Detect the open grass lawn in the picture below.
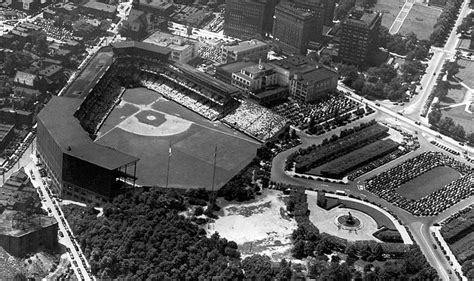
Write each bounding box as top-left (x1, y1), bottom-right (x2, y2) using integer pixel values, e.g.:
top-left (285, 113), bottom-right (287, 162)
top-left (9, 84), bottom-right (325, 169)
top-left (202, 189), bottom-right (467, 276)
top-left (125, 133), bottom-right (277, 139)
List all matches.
top-left (396, 166), bottom-right (460, 200)
top-left (439, 81), bottom-right (467, 105)
top-left (441, 105), bottom-right (474, 135)
top-left (399, 4), bottom-right (441, 40)
top-left (374, 0), bottom-right (404, 28)
top-left (457, 59), bottom-right (474, 89)
top-left (339, 200), bottom-right (396, 230)
top-left (95, 88), bottom-right (259, 190)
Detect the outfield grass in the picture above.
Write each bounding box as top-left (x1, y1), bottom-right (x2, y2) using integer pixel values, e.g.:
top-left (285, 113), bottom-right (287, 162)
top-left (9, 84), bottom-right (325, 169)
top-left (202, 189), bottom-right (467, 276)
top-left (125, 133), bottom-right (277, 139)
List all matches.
top-left (457, 59), bottom-right (474, 89)
top-left (441, 105), bottom-right (474, 135)
top-left (339, 200), bottom-right (396, 230)
top-left (374, 0), bottom-right (404, 28)
top-left (396, 166), bottom-right (460, 200)
top-left (399, 4), bottom-right (441, 40)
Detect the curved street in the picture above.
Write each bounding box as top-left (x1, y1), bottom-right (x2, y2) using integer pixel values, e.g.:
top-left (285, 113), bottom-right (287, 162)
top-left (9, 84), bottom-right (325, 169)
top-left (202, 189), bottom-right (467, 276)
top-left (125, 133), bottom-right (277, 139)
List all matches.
top-left (271, 105), bottom-right (472, 280)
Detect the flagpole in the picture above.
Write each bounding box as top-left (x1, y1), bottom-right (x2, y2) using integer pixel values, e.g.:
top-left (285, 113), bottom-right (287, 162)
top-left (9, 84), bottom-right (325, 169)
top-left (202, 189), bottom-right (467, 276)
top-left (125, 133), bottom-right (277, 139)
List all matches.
top-left (166, 141), bottom-right (171, 188)
top-left (210, 144), bottom-right (217, 206)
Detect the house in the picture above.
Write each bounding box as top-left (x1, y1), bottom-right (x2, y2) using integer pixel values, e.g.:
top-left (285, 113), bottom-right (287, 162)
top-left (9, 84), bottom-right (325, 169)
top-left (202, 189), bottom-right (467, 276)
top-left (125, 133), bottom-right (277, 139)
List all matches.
top-left (14, 71), bottom-right (39, 89)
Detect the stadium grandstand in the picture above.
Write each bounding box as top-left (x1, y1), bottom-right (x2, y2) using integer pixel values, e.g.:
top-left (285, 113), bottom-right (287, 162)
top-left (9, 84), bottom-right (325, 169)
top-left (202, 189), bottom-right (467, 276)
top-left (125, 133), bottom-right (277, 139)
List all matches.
top-left (37, 41), bottom-right (287, 204)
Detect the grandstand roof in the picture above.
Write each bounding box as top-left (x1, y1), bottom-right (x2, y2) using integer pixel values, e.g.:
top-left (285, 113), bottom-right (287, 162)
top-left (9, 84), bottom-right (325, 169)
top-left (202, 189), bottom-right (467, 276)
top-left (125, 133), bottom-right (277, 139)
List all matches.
top-left (37, 96), bottom-right (139, 171)
top-left (174, 62), bottom-right (240, 97)
top-left (111, 41), bottom-right (171, 56)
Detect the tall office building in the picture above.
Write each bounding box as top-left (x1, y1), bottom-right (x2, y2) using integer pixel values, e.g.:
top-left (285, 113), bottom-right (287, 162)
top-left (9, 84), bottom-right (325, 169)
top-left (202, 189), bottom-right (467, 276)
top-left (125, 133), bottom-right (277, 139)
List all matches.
top-left (223, 0), bottom-right (279, 39)
top-left (291, 0), bottom-right (335, 26)
top-left (272, 1), bottom-right (324, 55)
top-left (339, 9), bottom-right (382, 66)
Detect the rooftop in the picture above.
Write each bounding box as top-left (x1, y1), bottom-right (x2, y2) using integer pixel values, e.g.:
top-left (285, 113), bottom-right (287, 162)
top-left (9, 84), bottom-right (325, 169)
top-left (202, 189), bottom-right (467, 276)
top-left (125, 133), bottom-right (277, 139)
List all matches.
top-left (223, 39), bottom-right (268, 53)
top-left (0, 210), bottom-right (57, 237)
top-left (0, 124), bottom-right (14, 141)
top-left (138, 0), bottom-right (173, 10)
top-left (38, 65), bottom-right (63, 77)
top-left (82, 1), bottom-right (117, 14)
top-left (216, 61), bottom-right (256, 74)
top-left (144, 31), bottom-right (195, 52)
top-left (37, 96), bottom-right (139, 171)
top-left (111, 41), bottom-right (172, 56)
top-left (14, 71), bottom-right (37, 87)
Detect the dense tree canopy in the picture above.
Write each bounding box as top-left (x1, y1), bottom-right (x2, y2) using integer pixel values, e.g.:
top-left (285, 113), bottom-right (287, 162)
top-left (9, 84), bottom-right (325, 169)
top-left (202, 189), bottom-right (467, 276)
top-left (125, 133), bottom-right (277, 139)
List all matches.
top-left (64, 189), bottom-right (243, 279)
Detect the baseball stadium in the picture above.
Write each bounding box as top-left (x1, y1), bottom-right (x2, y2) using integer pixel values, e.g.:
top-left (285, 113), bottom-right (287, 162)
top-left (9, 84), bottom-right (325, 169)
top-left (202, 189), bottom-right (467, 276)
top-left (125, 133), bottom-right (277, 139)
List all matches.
top-left (36, 41), bottom-right (287, 204)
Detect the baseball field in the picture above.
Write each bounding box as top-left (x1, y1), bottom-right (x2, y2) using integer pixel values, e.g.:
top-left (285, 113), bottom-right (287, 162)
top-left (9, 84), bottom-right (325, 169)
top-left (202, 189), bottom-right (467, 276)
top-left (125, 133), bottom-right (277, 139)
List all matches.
top-left (95, 88), bottom-right (260, 190)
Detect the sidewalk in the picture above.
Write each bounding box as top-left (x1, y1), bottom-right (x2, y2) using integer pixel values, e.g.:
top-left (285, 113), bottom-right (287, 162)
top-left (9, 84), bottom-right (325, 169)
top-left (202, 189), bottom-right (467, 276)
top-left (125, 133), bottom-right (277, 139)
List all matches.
top-left (431, 226), bottom-right (467, 281)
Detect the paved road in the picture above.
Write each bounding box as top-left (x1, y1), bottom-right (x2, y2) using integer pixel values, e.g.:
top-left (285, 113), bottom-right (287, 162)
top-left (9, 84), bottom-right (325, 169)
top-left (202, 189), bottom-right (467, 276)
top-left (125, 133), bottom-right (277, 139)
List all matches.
top-left (27, 158), bottom-right (94, 281)
top-left (271, 96), bottom-right (472, 280)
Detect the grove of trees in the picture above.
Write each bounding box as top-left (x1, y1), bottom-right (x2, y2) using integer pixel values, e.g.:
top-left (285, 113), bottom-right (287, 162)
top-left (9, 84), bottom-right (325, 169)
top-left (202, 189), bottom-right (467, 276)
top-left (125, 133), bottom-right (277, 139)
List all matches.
top-left (430, 0), bottom-right (464, 46)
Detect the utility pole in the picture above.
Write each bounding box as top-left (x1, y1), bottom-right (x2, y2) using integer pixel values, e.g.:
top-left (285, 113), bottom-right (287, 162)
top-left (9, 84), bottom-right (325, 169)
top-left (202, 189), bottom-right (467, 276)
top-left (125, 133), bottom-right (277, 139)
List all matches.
top-left (210, 144), bottom-right (218, 208)
top-left (165, 141), bottom-right (172, 189)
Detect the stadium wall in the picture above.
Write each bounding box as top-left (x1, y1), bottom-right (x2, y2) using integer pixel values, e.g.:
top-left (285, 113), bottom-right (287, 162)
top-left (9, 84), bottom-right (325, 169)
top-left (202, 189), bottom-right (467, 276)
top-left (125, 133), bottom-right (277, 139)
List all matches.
top-left (36, 119), bottom-right (63, 194)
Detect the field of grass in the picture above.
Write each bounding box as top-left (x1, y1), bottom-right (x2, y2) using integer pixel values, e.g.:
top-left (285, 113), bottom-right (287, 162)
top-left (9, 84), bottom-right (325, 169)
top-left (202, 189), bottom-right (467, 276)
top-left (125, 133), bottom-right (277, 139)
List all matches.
top-left (399, 4), bottom-right (441, 40)
top-left (339, 200), bottom-right (397, 230)
top-left (457, 59), bottom-right (474, 89)
top-left (396, 166), bottom-right (460, 200)
top-left (439, 82), bottom-right (467, 105)
top-left (374, 0), bottom-right (404, 28)
top-left (96, 88), bottom-right (259, 190)
top-left (441, 105), bottom-right (474, 135)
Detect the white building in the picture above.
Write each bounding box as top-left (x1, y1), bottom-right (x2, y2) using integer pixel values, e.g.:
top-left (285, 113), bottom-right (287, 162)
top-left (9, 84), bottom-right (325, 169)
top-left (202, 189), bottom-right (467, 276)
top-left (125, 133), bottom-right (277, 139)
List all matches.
top-left (144, 31), bottom-right (196, 63)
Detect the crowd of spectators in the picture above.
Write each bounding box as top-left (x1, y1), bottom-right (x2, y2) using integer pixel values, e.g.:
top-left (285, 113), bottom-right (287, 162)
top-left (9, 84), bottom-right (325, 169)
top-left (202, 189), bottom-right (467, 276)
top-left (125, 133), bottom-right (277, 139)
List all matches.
top-left (365, 152), bottom-right (473, 216)
top-left (271, 94), bottom-right (359, 128)
top-left (75, 66), bottom-right (125, 136)
top-left (33, 18), bottom-right (74, 42)
top-left (141, 74), bottom-right (221, 120)
top-left (223, 100), bottom-right (287, 141)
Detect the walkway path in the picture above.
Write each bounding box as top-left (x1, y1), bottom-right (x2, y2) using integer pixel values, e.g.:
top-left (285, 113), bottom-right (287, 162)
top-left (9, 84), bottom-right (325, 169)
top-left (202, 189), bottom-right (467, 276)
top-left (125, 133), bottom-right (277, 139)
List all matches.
top-left (389, 0), bottom-right (416, 35)
top-left (452, 76), bottom-right (474, 113)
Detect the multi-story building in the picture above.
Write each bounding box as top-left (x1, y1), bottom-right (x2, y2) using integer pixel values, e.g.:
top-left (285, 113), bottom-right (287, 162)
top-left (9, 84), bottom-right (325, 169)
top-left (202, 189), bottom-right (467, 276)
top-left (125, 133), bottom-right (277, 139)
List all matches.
top-left (272, 1), bottom-right (323, 55)
top-left (223, 0), bottom-right (279, 39)
top-left (10, 0), bottom-right (50, 13)
top-left (290, 0), bottom-right (335, 26)
top-left (231, 61), bottom-right (278, 92)
top-left (144, 31), bottom-right (196, 63)
top-left (0, 124), bottom-right (14, 152)
top-left (221, 39), bottom-right (269, 63)
top-left (270, 55), bottom-right (338, 102)
top-left (339, 9), bottom-right (382, 66)
top-left (133, 0), bottom-right (174, 17)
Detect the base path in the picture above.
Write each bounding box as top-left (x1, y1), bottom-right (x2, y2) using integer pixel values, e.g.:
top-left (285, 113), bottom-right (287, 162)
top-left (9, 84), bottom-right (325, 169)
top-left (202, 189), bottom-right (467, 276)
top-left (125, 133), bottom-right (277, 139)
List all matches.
top-left (389, 0), bottom-right (416, 35)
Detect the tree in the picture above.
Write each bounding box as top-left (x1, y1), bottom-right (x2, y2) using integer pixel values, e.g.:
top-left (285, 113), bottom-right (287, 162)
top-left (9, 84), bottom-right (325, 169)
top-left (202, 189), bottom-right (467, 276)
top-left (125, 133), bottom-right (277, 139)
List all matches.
top-left (241, 255), bottom-right (274, 279)
top-left (443, 61), bottom-right (460, 78)
top-left (292, 240), bottom-right (306, 259)
top-left (307, 257), bottom-right (328, 278)
top-left (373, 244), bottom-right (384, 261)
top-left (319, 263), bottom-right (352, 281)
top-left (467, 133), bottom-right (474, 145)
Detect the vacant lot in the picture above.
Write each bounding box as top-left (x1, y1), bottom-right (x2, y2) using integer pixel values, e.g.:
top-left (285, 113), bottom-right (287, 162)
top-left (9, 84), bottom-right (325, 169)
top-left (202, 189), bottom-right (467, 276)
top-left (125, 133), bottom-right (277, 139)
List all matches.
top-left (441, 105), bottom-right (474, 135)
top-left (399, 4), bottom-right (441, 40)
top-left (374, 0), bottom-right (404, 28)
top-left (209, 190), bottom-right (297, 261)
top-left (457, 59), bottom-right (474, 89)
top-left (396, 166), bottom-right (460, 200)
